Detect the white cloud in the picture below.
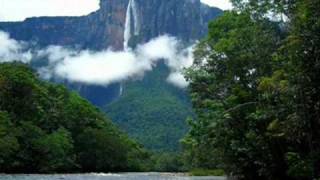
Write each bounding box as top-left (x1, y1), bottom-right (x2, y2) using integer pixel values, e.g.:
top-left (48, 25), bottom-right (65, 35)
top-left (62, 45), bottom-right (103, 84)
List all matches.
top-left (37, 46), bottom-right (77, 63)
top-left (48, 35), bottom-right (194, 88)
top-left (0, 31), bottom-right (194, 88)
top-left (0, 0), bottom-right (99, 22)
top-left (201, 0), bottom-right (233, 10)
top-left (0, 31), bottom-right (32, 63)
top-left (54, 50), bottom-right (148, 85)
top-left (167, 72), bottom-right (189, 89)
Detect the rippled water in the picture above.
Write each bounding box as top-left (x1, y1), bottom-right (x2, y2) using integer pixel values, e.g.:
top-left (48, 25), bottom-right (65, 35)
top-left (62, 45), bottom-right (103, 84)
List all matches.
top-left (0, 173), bottom-right (226, 180)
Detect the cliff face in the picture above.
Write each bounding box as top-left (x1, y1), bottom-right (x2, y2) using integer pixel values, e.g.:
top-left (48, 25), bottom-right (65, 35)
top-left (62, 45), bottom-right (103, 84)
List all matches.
top-left (0, 0), bottom-right (222, 50)
top-left (0, 0), bottom-right (128, 50)
top-left (130, 0), bottom-right (221, 43)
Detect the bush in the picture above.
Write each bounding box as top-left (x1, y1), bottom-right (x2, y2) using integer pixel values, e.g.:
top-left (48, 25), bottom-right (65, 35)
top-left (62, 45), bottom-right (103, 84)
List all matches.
top-left (190, 169), bottom-right (225, 176)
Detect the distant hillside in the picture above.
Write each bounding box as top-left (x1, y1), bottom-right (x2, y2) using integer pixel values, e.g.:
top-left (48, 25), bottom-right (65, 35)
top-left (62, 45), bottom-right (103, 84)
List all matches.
top-left (106, 63), bottom-right (194, 151)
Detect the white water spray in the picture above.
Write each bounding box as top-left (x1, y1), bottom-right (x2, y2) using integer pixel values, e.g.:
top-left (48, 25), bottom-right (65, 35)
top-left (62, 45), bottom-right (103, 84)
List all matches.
top-left (131, 0), bottom-right (140, 36)
top-left (123, 0), bottom-right (140, 50)
top-left (119, 84), bottom-right (124, 96)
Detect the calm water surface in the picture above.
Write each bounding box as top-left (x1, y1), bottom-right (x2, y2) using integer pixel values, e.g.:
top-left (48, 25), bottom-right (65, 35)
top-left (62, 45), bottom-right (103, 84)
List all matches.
top-left (0, 173), bottom-right (226, 180)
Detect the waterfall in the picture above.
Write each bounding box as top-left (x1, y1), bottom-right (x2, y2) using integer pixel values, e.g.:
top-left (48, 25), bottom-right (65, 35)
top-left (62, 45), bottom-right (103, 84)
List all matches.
top-left (121, 0), bottom-right (139, 97)
top-left (131, 0), bottom-right (140, 36)
top-left (123, 0), bottom-right (132, 50)
top-left (119, 84), bottom-right (124, 96)
top-left (123, 0), bottom-right (139, 50)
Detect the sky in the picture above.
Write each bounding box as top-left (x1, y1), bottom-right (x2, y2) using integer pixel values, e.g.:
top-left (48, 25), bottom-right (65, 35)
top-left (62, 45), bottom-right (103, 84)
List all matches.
top-left (0, 0), bottom-right (100, 22)
top-left (201, 0), bottom-right (233, 10)
top-left (0, 0), bottom-right (232, 22)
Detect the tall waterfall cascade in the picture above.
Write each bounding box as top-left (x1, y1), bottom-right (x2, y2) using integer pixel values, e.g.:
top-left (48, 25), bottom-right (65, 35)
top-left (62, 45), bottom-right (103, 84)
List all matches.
top-left (123, 0), bottom-right (140, 50)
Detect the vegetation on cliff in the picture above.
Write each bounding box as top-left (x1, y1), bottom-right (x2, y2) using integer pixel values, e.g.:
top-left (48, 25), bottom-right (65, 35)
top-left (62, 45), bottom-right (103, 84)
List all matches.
top-left (106, 63), bottom-right (193, 152)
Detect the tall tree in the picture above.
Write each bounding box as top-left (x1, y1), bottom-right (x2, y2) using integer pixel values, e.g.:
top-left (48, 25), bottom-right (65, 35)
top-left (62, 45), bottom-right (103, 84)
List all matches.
top-left (184, 11), bottom-right (284, 179)
top-left (184, 0), bottom-right (320, 179)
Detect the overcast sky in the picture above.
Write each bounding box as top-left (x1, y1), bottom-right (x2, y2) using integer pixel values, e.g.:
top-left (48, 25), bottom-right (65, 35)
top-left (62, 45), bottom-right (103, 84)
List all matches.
top-left (0, 0), bottom-right (232, 22)
top-left (201, 0), bottom-right (232, 10)
top-left (0, 0), bottom-right (100, 22)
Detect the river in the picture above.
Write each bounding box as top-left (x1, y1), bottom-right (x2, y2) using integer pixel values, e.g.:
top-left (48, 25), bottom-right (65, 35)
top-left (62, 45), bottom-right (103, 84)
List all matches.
top-left (0, 173), bottom-right (226, 180)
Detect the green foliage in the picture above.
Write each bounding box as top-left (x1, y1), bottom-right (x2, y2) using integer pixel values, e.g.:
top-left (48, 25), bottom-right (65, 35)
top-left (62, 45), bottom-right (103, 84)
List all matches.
top-left (285, 152), bottom-right (313, 178)
top-left (0, 111), bottom-right (19, 170)
top-left (184, 12), bottom-right (282, 177)
top-left (151, 153), bottom-right (185, 172)
top-left (76, 127), bottom-right (128, 171)
top-left (190, 169), bottom-right (225, 176)
top-left (0, 62), bottom-right (148, 173)
top-left (106, 63), bottom-right (193, 151)
top-left (34, 128), bottom-right (74, 172)
top-left (183, 1), bottom-right (320, 179)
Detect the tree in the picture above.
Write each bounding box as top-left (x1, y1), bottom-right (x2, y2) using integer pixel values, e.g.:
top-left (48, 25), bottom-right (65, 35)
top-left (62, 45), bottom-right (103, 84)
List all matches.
top-left (279, 0), bottom-right (320, 177)
top-left (76, 127), bottom-right (128, 172)
top-left (184, 12), bottom-right (282, 179)
top-left (0, 63), bottom-right (148, 173)
top-left (184, 0), bottom-right (320, 179)
top-left (0, 111), bottom-right (19, 172)
top-left (34, 128), bottom-right (75, 172)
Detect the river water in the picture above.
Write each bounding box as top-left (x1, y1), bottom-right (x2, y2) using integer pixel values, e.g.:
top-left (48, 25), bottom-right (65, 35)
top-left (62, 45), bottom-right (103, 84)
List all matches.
top-left (0, 173), bottom-right (226, 180)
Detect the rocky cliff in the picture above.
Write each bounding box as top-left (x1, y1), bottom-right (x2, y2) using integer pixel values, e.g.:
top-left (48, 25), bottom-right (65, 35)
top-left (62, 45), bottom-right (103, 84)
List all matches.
top-left (0, 0), bottom-right (221, 50)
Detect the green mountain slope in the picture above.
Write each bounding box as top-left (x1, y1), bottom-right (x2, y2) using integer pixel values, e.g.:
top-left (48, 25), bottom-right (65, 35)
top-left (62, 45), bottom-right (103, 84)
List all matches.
top-left (0, 62), bottom-right (148, 173)
top-left (106, 63), bottom-right (193, 151)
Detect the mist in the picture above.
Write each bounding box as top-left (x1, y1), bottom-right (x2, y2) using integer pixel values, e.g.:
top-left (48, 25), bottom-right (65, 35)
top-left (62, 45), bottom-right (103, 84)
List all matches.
top-left (0, 31), bottom-right (32, 63)
top-left (0, 31), bottom-right (193, 88)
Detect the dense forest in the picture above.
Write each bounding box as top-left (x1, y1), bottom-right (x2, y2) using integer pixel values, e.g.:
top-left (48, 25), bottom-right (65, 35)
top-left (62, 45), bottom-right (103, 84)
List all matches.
top-left (106, 63), bottom-right (193, 151)
top-left (183, 0), bottom-right (320, 179)
top-left (0, 62), bottom-right (190, 174)
top-left (0, 63), bottom-right (150, 173)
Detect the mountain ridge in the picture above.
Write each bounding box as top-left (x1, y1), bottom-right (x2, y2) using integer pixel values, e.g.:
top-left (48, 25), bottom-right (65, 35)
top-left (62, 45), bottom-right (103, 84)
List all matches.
top-left (0, 0), bottom-right (222, 50)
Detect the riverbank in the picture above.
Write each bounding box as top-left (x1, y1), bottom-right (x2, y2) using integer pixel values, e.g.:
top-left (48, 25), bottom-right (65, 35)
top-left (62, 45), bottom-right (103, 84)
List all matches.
top-left (189, 169), bottom-right (225, 177)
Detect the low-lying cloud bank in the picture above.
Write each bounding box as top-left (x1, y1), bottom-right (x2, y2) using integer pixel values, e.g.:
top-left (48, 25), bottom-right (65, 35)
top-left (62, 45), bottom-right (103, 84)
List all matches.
top-left (0, 31), bottom-right (32, 63)
top-left (0, 31), bottom-right (193, 88)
